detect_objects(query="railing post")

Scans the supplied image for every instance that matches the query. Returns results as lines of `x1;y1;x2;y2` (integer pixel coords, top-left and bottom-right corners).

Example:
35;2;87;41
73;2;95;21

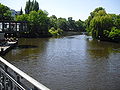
17;75;20;83
0;57;50;90
33;86;39;90
2;21;4;31
4;65;8;72
5;78;9;90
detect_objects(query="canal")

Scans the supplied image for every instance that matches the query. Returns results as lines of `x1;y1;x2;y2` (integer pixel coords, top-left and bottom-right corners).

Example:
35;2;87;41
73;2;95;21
4;35;120;90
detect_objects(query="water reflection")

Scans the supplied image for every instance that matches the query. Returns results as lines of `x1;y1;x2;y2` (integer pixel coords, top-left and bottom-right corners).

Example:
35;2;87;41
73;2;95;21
87;39;120;59
4;38;49;61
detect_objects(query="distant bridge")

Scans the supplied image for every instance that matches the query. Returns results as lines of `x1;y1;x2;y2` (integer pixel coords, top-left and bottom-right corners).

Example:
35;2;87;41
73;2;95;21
0;21;28;33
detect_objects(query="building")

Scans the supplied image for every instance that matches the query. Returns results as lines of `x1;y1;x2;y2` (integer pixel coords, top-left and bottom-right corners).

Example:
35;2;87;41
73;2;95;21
10;9;20;17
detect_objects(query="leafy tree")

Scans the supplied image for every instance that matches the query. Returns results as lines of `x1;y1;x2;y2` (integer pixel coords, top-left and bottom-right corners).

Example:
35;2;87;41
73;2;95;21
28;10;49;36
25;0;39;14
16;14;28;21
16;9;49;37
25;0;31;14
33;0;39;11
75;19;85;32
57;17;68;31
90;14;113;39
113;14;120;29
85;7;105;33
90;7;105;18
67;17;77;31
0;3;13;20
86;7;120;42
49;15;57;29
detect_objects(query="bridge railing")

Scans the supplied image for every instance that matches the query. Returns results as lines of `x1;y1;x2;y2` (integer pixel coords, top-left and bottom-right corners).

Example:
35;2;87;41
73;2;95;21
0;57;50;90
0;21;28;33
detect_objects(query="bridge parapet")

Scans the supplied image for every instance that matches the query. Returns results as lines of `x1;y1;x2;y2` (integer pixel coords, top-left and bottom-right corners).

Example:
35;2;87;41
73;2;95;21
0;57;50;90
0;21;28;33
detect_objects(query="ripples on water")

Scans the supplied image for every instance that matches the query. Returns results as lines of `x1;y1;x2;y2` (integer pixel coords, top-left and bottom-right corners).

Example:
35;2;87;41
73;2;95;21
4;35;120;90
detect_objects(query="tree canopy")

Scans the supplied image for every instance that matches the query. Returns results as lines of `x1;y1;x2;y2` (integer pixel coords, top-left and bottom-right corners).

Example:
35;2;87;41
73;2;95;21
20;7;23;15
25;0;39;14
85;7;120;42
2;1;119;41
0;3;13;20
16;10;49;37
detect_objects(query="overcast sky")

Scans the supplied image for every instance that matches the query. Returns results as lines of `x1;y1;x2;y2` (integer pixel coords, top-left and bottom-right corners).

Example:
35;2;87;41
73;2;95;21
0;0;120;21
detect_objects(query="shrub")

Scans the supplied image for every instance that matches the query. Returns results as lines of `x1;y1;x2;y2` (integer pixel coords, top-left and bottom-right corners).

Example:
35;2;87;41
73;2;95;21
49;27;63;36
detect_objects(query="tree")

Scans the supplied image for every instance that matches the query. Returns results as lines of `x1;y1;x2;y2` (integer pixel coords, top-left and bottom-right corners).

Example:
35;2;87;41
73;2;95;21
86;7;120;42
75;19;85;32
16;14;28;21
27;10;49;36
0;3;13;20
16;9;50;37
49;15;57;29
34;0;39;11
57;17;68;31
25;0;39;14
25;0;31;14
90;7;105;18
89;15;113;39
85;7;105;34
20;7;23;15
67;17;77;31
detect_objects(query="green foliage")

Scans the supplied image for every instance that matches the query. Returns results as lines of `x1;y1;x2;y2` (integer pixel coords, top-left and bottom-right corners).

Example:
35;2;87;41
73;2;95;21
16;10;49;37
86;7;120;42
103;30;109;37
75;19;85;31
67;17;76;31
25;0;39;14
90;14;113;38
109;27;120;39
49;27;63;36
57;17;68;31
28;10;49;34
16;14;28;21
48;16;85;32
49;15;58;29
0;3;13;20
85;7;105;34
90;7;105;18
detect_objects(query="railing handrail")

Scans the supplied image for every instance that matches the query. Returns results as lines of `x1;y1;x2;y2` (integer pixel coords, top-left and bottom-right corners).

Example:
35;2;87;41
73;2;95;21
0;57;50;90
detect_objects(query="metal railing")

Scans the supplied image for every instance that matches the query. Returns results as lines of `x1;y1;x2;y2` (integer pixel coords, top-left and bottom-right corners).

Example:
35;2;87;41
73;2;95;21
0;57;50;90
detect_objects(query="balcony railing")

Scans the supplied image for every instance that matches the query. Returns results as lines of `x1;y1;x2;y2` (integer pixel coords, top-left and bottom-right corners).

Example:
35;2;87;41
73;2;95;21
0;57;50;90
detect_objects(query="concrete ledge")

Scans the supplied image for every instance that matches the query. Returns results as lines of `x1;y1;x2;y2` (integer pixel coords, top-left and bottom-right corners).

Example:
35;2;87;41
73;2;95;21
0;41;17;56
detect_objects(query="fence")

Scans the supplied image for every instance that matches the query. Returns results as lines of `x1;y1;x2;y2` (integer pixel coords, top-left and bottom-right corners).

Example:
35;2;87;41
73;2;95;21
0;57;50;90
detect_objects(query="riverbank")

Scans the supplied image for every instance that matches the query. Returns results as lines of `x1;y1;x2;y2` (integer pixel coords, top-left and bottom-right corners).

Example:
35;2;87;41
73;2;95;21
19;31;83;38
63;31;81;36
